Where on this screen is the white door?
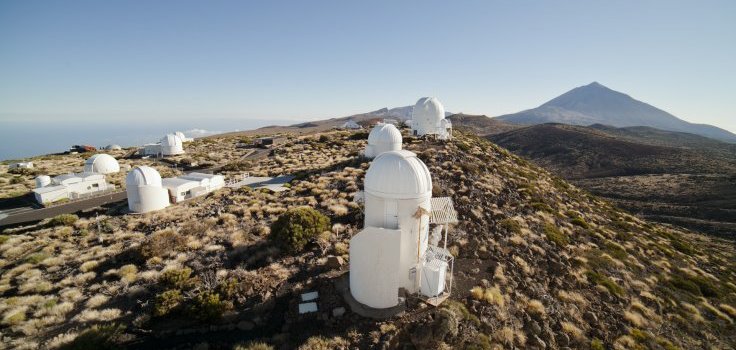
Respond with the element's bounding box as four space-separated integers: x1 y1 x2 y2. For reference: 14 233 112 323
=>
384 200 399 229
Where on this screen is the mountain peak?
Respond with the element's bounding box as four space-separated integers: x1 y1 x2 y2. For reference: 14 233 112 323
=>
495 83 736 142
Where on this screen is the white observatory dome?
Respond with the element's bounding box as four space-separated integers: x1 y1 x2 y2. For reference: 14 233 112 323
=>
35 175 51 188
105 144 122 151
411 97 446 136
160 134 184 156
84 154 120 174
364 150 432 199
365 124 402 158
126 166 162 187
126 166 169 213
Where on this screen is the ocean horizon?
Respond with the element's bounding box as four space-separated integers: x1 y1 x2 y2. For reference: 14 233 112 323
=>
0 118 298 161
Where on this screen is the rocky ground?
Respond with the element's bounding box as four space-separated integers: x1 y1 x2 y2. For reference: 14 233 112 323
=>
0 129 734 349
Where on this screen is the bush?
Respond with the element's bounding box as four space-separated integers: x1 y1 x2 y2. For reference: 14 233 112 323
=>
570 217 589 229
159 267 194 290
499 219 521 234
544 224 569 246
48 214 79 227
586 271 624 296
59 323 124 350
153 290 183 317
189 291 230 321
270 207 330 253
140 229 186 259
233 342 274 350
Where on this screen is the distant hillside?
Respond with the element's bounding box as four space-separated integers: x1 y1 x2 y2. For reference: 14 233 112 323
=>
496 82 736 142
489 123 736 236
447 113 521 136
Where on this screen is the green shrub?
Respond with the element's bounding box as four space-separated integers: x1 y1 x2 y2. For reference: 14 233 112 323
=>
671 239 695 256
140 229 186 259
531 202 552 213
25 252 50 264
604 242 628 260
153 290 183 317
586 271 624 296
499 219 521 234
544 224 569 246
0 235 9 244
591 338 605 350
159 267 194 290
59 323 124 350
270 207 330 253
233 342 274 350
48 214 78 227
570 216 589 229
189 291 230 321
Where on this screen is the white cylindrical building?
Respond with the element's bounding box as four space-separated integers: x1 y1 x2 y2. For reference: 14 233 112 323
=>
411 97 451 139
35 175 51 188
365 123 402 158
126 166 170 213
160 134 185 156
84 154 120 174
350 150 433 308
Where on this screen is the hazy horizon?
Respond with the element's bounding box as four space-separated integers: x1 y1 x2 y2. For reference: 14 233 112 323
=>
1 1 735 133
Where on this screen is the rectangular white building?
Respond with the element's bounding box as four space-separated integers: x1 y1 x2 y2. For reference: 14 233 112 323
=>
32 172 115 204
161 172 225 203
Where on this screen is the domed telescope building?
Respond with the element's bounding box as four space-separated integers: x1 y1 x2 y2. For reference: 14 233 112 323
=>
84 154 120 174
364 123 402 159
411 97 452 140
349 150 457 311
126 166 170 213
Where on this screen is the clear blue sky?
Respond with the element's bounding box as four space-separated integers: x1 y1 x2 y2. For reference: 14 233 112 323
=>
1 0 734 131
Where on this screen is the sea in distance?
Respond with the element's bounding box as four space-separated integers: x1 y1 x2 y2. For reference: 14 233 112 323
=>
0 117 297 161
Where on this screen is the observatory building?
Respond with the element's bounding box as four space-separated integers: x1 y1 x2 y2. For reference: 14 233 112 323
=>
175 131 194 143
162 172 225 203
411 97 452 140
140 133 186 157
33 172 115 205
160 134 185 156
350 150 456 310
341 119 362 130
126 166 170 213
83 154 120 174
364 123 402 159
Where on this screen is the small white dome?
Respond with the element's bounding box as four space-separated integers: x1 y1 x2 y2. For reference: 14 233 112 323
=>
364 150 432 199
105 144 122 150
126 166 162 187
368 124 402 146
84 154 120 174
35 175 51 188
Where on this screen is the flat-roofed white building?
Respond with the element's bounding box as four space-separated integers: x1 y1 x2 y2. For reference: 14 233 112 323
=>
9 162 33 169
32 172 115 204
162 172 225 203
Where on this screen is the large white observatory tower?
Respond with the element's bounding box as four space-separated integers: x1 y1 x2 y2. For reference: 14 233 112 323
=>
411 97 452 140
350 150 456 310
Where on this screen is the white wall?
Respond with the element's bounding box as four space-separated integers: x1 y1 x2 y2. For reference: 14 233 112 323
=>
349 227 402 309
364 192 431 293
127 186 170 213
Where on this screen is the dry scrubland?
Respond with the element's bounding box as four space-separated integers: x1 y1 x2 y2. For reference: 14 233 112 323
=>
0 130 734 349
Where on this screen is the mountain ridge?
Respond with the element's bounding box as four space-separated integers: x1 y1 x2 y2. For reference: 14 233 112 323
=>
496 82 736 142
